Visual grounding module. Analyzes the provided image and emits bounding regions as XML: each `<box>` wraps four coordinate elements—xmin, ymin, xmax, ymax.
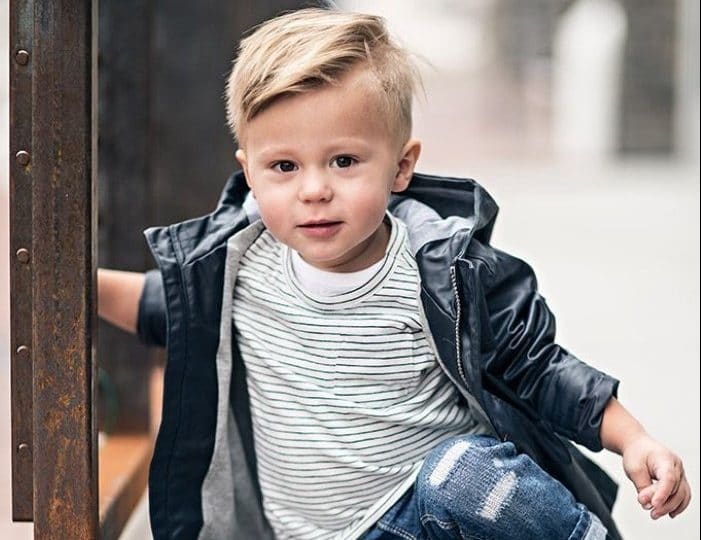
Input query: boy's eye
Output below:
<box><xmin>273</xmin><ymin>161</ymin><xmax>297</xmax><ymax>173</ymax></box>
<box><xmin>331</xmin><ymin>156</ymin><xmax>356</xmax><ymax>168</ymax></box>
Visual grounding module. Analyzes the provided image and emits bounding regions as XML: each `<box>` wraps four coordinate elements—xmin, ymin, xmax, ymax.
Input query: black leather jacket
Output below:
<box><xmin>138</xmin><ymin>171</ymin><xmax>622</xmax><ymax>539</ymax></box>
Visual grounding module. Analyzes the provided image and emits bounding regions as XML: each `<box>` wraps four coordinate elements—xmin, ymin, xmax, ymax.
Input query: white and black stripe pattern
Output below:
<box><xmin>232</xmin><ymin>214</ymin><xmax>480</xmax><ymax>539</ymax></box>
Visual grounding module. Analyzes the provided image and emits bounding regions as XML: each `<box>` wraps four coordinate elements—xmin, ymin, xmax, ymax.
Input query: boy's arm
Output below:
<box><xmin>98</xmin><ymin>268</ymin><xmax>167</xmax><ymax>347</ymax></box>
<box><xmin>469</xmin><ymin>240</ymin><xmax>691</xmax><ymax>519</ymax></box>
<box><xmin>470</xmin><ymin>240</ymin><xmax>619</xmax><ymax>451</ymax></box>
<box><xmin>97</xmin><ymin>269</ymin><xmax>144</xmax><ymax>333</ymax></box>
<box><xmin>600</xmin><ymin>397</ymin><xmax>692</xmax><ymax>519</ymax></box>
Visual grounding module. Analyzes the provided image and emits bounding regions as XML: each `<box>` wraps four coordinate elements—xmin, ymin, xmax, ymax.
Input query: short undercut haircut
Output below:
<box><xmin>225</xmin><ymin>7</ymin><xmax>421</xmax><ymax>145</ymax></box>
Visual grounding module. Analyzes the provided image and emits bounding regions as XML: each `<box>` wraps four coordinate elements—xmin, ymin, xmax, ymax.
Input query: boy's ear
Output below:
<box><xmin>392</xmin><ymin>138</ymin><xmax>421</xmax><ymax>193</ymax></box>
<box><xmin>235</xmin><ymin>149</ymin><xmax>253</xmax><ymax>191</ymax></box>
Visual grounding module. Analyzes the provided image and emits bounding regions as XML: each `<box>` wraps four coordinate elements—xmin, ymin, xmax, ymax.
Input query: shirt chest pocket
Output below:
<box><xmin>331</xmin><ymin>331</ymin><xmax>437</xmax><ymax>407</ymax></box>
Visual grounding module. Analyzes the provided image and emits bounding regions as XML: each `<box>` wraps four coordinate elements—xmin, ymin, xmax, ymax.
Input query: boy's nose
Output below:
<box><xmin>298</xmin><ymin>172</ymin><xmax>333</xmax><ymax>203</ymax></box>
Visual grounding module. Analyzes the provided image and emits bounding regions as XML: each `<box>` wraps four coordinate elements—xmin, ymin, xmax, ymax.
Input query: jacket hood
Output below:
<box><xmin>392</xmin><ymin>172</ymin><xmax>499</xmax><ymax>246</ymax></box>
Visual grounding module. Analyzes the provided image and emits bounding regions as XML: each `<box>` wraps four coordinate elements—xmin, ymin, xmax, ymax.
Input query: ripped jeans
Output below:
<box><xmin>361</xmin><ymin>435</ymin><xmax>608</xmax><ymax>540</ymax></box>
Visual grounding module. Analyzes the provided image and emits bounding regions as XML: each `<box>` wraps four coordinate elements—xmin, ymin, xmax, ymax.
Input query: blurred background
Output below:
<box><xmin>2</xmin><ymin>0</ymin><xmax>699</xmax><ymax>538</ymax></box>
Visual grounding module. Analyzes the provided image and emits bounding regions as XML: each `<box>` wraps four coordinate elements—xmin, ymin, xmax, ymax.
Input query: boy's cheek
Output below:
<box><xmin>256</xmin><ymin>198</ymin><xmax>290</xmax><ymax>230</ymax></box>
<box><xmin>349</xmin><ymin>187</ymin><xmax>393</xmax><ymax>211</ymax></box>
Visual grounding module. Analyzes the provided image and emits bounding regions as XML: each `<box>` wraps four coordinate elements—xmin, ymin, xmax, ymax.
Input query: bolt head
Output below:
<box><xmin>16</xmin><ymin>150</ymin><xmax>30</xmax><ymax>166</ymax></box>
<box><xmin>15</xmin><ymin>50</ymin><xmax>29</xmax><ymax>65</ymax></box>
<box><xmin>16</xmin><ymin>249</ymin><xmax>30</xmax><ymax>264</ymax></box>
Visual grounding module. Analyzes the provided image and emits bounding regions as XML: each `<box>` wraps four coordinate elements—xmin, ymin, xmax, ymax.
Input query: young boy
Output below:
<box><xmin>98</xmin><ymin>8</ymin><xmax>690</xmax><ymax>540</ymax></box>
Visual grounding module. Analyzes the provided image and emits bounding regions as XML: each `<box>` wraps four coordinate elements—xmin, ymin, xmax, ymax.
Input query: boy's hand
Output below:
<box><xmin>621</xmin><ymin>432</ymin><xmax>692</xmax><ymax>519</ymax></box>
<box><xmin>601</xmin><ymin>397</ymin><xmax>692</xmax><ymax>520</ymax></box>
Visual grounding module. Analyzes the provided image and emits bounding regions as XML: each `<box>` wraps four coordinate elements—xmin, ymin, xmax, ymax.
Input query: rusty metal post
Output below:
<box><xmin>9</xmin><ymin>0</ymin><xmax>36</xmax><ymax>521</ymax></box>
<box><xmin>28</xmin><ymin>0</ymin><xmax>99</xmax><ymax>538</ymax></box>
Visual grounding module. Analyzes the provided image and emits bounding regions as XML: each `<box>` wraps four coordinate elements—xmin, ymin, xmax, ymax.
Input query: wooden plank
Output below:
<box><xmin>98</xmin><ymin>364</ymin><xmax>163</xmax><ymax>539</ymax></box>
<box><xmin>9</xmin><ymin>0</ymin><xmax>35</xmax><ymax>522</ymax></box>
<box><xmin>98</xmin><ymin>435</ymin><xmax>153</xmax><ymax>540</ymax></box>
<box><xmin>30</xmin><ymin>1</ymin><xmax>99</xmax><ymax>538</ymax></box>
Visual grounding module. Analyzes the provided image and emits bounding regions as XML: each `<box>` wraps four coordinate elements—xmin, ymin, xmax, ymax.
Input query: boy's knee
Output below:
<box><xmin>417</xmin><ymin>435</ymin><xmax>513</xmax><ymax>503</ymax></box>
<box><xmin>415</xmin><ymin>435</ymin><xmax>523</xmax><ymax>535</ymax></box>
<box><xmin>415</xmin><ymin>436</ymin><xmax>606</xmax><ymax>540</ymax></box>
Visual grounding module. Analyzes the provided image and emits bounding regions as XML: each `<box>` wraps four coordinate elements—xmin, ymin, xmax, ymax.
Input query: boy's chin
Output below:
<box><xmin>298</xmin><ymin>253</ymin><xmax>347</xmax><ymax>271</ymax></box>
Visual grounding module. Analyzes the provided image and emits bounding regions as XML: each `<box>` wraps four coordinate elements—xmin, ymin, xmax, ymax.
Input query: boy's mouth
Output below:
<box><xmin>298</xmin><ymin>220</ymin><xmax>343</xmax><ymax>238</ymax></box>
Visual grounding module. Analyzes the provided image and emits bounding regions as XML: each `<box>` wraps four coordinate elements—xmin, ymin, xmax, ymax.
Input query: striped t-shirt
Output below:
<box><xmin>232</xmin><ymin>213</ymin><xmax>481</xmax><ymax>539</ymax></box>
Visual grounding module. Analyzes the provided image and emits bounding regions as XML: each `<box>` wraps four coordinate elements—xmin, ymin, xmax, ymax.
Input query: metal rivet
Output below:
<box><xmin>17</xmin><ymin>345</ymin><xmax>30</xmax><ymax>358</ymax></box>
<box><xmin>15</xmin><ymin>50</ymin><xmax>30</xmax><ymax>66</ymax></box>
<box><xmin>16</xmin><ymin>150</ymin><xmax>30</xmax><ymax>166</ymax></box>
<box><xmin>16</xmin><ymin>248</ymin><xmax>30</xmax><ymax>264</ymax></box>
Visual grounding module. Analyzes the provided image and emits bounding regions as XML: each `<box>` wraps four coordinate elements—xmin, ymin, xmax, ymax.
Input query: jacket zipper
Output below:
<box><xmin>417</xmin><ymin>278</ymin><xmax>470</xmax><ymax>404</ymax></box>
<box><xmin>419</xmin><ymin>262</ymin><xmax>497</xmax><ymax>438</ymax></box>
<box><xmin>449</xmin><ymin>263</ymin><xmax>470</xmax><ymax>389</ymax></box>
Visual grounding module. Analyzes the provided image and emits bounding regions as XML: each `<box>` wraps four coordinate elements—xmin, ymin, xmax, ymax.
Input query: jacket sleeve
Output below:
<box><xmin>468</xmin><ymin>240</ymin><xmax>619</xmax><ymax>451</ymax></box>
<box><xmin>136</xmin><ymin>268</ymin><xmax>167</xmax><ymax>348</ymax></box>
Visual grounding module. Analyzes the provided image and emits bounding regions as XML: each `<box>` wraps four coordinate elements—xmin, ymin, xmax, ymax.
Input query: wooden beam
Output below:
<box><xmin>97</xmin><ymin>0</ymin><xmax>157</xmax><ymax>434</ymax></box>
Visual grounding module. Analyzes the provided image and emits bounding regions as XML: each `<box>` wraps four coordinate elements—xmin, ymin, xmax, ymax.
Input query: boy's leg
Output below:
<box><xmin>362</xmin><ymin>434</ymin><xmax>608</xmax><ymax>540</ymax></box>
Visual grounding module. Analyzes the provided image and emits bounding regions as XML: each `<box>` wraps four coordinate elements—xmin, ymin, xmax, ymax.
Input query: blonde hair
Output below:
<box><xmin>225</xmin><ymin>7</ymin><xmax>421</xmax><ymax>145</ymax></box>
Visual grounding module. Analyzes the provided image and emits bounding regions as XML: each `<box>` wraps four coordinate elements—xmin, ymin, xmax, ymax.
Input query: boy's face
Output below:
<box><xmin>236</xmin><ymin>65</ymin><xmax>421</xmax><ymax>273</ymax></box>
